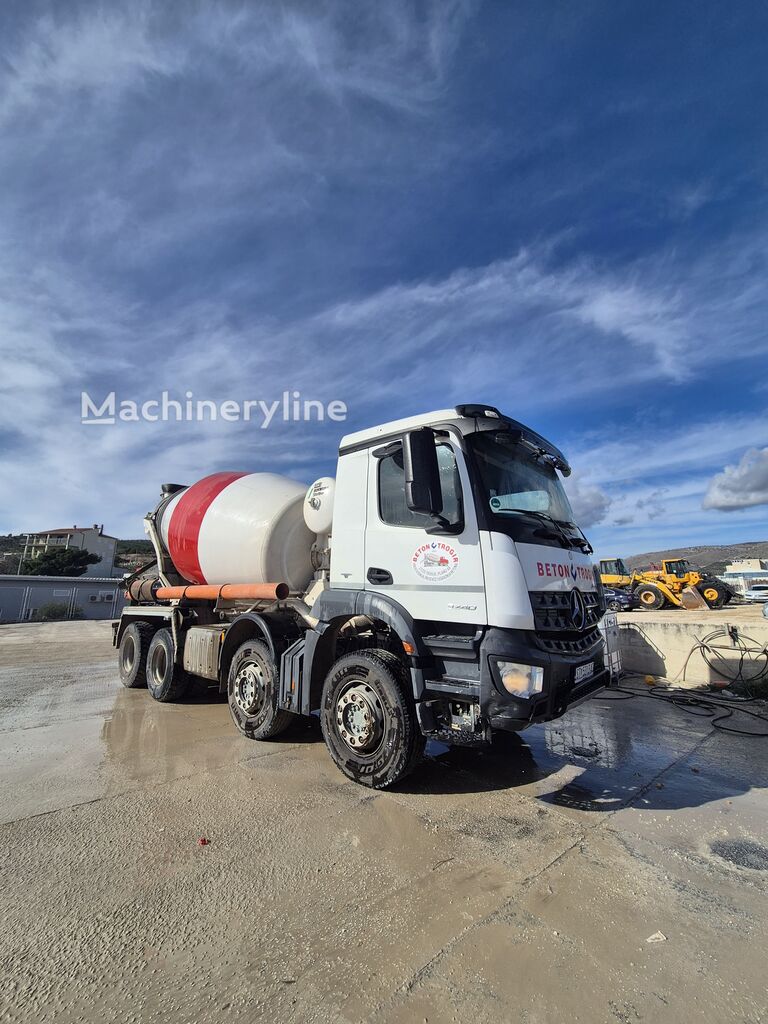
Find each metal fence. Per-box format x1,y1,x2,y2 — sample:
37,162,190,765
0,575,126,623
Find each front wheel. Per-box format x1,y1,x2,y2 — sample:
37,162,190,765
321,650,424,789
227,639,292,740
635,585,665,610
606,599,622,613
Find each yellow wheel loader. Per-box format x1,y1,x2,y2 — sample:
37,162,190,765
598,557,733,610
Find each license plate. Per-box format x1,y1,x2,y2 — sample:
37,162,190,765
574,661,594,685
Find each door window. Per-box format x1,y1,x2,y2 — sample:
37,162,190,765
378,444,462,529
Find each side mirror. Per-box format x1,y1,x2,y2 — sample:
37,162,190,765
402,428,442,516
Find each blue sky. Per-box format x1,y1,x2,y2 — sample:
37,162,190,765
0,1,766,555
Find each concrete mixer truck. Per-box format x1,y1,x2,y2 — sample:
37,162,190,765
114,404,607,788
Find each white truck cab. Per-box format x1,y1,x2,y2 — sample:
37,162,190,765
116,403,607,789
322,404,605,731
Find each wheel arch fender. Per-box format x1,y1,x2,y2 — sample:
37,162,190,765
303,590,427,713
115,609,171,648
219,613,276,692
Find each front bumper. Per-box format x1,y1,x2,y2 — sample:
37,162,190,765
480,627,608,732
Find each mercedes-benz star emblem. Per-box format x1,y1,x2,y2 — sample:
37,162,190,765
569,587,586,630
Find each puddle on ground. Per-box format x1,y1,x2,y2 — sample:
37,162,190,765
547,781,625,813
568,744,601,759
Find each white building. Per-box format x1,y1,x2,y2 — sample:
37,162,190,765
20,525,118,577
719,558,768,595
724,558,768,573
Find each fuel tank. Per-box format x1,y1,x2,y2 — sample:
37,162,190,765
155,472,315,589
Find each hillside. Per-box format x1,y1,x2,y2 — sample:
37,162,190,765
0,535,25,554
115,539,154,556
626,540,768,574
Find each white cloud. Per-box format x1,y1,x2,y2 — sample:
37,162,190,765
568,413,768,486
0,8,183,123
703,448,768,511
563,476,611,528
0,1,766,550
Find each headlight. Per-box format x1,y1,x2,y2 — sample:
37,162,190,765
496,660,544,698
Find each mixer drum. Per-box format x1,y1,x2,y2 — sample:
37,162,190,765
156,472,315,589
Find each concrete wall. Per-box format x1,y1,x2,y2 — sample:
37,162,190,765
0,576,125,623
617,606,768,687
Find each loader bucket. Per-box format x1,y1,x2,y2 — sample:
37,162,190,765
679,586,709,610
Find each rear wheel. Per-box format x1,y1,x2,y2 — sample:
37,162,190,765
635,585,665,610
227,639,292,740
321,649,424,789
118,621,154,688
699,583,726,609
146,628,189,702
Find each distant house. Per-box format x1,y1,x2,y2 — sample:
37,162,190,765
20,525,118,577
719,558,768,595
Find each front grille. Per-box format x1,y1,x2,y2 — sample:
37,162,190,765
538,627,602,655
530,589,602,631
529,589,603,655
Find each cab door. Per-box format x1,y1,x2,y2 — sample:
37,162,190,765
363,436,487,625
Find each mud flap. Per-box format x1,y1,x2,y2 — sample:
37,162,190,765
679,586,709,610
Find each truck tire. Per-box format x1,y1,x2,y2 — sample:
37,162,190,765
635,585,665,610
118,621,154,688
699,583,726,609
146,628,189,702
227,639,292,740
321,649,424,789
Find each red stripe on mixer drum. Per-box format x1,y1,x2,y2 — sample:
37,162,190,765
167,472,247,584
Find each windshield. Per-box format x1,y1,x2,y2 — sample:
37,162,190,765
467,431,575,523
665,560,690,576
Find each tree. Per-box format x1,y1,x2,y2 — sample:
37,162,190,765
36,602,70,621
22,549,101,577
35,603,84,621
0,554,18,574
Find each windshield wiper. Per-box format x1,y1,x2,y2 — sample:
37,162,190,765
503,509,592,554
562,520,593,555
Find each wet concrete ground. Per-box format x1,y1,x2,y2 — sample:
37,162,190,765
1,620,767,1023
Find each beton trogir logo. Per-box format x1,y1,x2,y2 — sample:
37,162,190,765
412,541,460,581
81,390,348,428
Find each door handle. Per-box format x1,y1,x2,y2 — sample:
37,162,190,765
367,567,393,585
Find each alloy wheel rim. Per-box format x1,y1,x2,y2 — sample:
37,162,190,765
335,682,384,753
151,645,167,683
122,635,135,673
234,660,266,716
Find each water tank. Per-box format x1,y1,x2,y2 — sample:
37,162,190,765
304,477,335,535
156,472,315,589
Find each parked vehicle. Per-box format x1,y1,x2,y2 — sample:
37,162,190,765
598,556,733,610
114,404,607,788
744,583,768,602
603,587,638,613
